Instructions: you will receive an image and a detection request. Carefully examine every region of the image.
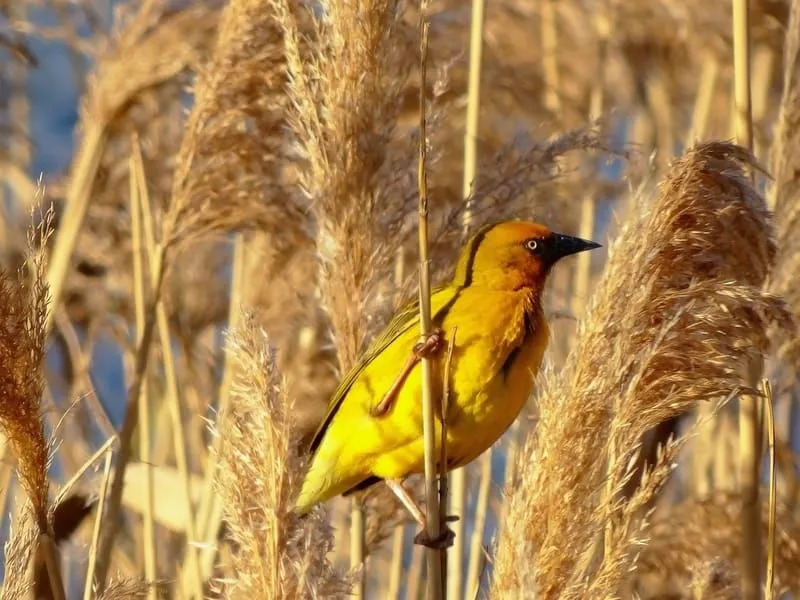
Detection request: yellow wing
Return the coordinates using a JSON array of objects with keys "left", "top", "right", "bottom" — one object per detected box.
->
[{"left": 308, "top": 285, "right": 460, "bottom": 455}]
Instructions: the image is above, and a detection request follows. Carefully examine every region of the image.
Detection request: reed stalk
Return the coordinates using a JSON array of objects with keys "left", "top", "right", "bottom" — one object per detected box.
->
[
  {"left": 764, "top": 379, "right": 776, "bottom": 599},
  {"left": 541, "top": 0, "right": 561, "bottom": 116},
  {"left": 189, "top": 233, "right": 246, "bottom": 589},
  {"left": 465, "top": 449, "right": 491, "bottom": 599},
  {"left": 350, "top": 497, "right": 366, "bottom": 599},
  {"left": 732, "top": 2, "right": 762, "bottom": 598},
  {"left": 130, "top": 139, "right": 157, "bottom": 600},
  {"left": 83, "top": 450, "right": 113, "bottom": 600},
  {"left": 450, "top": 1, "right": 486, "bottom": 596},
  {"left": 137, "top": 158, "right": 204, "bottom": 599},
  {"left": 387, "top": 524, "right": 405, "bottom": 599},
  {"left": 417, "top": 7, "right": 444, "bottom": 598},
  {"left": 43, "top": 123, "right": 107, "bottom": 333}
]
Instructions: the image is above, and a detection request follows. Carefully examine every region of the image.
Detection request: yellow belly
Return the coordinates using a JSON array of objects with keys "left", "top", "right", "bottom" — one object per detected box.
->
[
  {"left": 297, "top": 286, "right": 548, "bottom": 512},
  {"left": 372, "top": 290, "right": 548, "bottom": 477}
]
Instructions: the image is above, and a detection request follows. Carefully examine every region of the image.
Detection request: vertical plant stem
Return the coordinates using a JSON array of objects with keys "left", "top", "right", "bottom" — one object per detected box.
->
[
  {"left": 44, "top": 123, "right": 107, "bottom": 333},
  {"left": 687, "top": 53, "right": 719, "bottom": 144},
  {"left": 764, "top": 379, "right": 776, "bottom": 599},
  {"left": 688, "top": 52, "right": 719, "bottom": 497},
  {"left": 387, "top": 524, "right": 405, "bottom": 599},
  {"left": 83, "top": 449, "right": 113, "bottom": 600},
  {"left": 417, "top": 6, "right": 444, "bottom": 598},
  {"left": 465, "top": 449, "right": 491, "bottom": 599},
  {"left": 541, "top": 0, "right": 561, "bottom": 116},
  {"left": 388, "top": 247, "right": 407, "bottom": 600},
  {"left": 135, "top": 161, "right": 204, "bottom": 599},
  {"left": 350, "top": 497, "right": 366, "bottom": 599},
  {"left": 572, "top": 5, "right": 608, "bottom": 321},
  {"left": 732, "top": 3, "right": 761, "bottom": 598},
  {"left": 130, "top": 140, "right": 157, "bottom": 599},
  {"left": 92, "top": 205, "right": 167, "bottom": 592},
  {"left": 450, "top": 3, "right": 485, "bottom": 597},
  {"left": 40, "top": 533, "right": 66, "bottom": 600}
]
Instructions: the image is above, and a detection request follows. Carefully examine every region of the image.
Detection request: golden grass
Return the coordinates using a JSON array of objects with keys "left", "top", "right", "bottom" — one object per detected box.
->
[
  {"left": 214, "top": 316, "right": 350, "bottom": 599},
  {"left": 492, "top": 142, "right": 790, "bottom": 599},
  {"left": 4, "top": 1, "right": 800, "bottom": 598}
]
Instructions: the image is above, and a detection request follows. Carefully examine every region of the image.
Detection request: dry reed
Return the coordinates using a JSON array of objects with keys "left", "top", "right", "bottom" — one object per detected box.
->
[
  {"left": 214, "top": 316, "right": 350, "bottom": 599},
  {"left": 492, "top": 142, "right": 789, "bottom": 599},
  {"left": 638, "top": 492, "right": 800, "bottom": 597}
]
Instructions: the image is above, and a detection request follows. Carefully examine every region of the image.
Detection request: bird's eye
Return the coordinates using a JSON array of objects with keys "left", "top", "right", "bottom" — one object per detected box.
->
[{"left": 525, "top": 239, "right": 539, "bottom": 252}]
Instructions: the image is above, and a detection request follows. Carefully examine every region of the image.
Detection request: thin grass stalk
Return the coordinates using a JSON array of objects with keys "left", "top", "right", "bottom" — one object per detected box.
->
[
  {"left": 688, "top": 54, "right": 720, "bottom": 497},
  {"left": 450, "top": 1, "right": 486, "bottom": 596},
  {"left": 55, "top": 435, "right": 116, "bottom": 506},
  {"left": 541, "top": 0, "right": 561, "bottom": 116},
  {"left": 83, "top": 450, "right": 113, "bottom": 600},
  {"left": 350, "top": 497, "right": 365, "bottom": 599},
  {"left": 571, "top": 5, "right": 607, "bottom": 321},
  {"left": 465, "top": 449, "right": 491, "bottom": 599},
  {"left": 417, "top": 8, "right": 444, "bottom": 598},
  {"left": 136, "top": 167, "right": 203, "bottom": 600},
  {"left": 40, "top": 533, "right": 66, "bottom": 600},
  {"left": 408, "top": 544, "right": 424, "bottom": 600},
  {"left": 43, "top": 123, "right": 107, "bottom": 333},
  {"left": 764, "top": 379, "right": 776, "bottom": 599},
  {"left": 190, "top": 233, "right": 246, "bottom": 589},
  {"left": 687, "top": 53, "right": 719, "bottom": 144},
  {"left": 752, "top": 46, "right": 775, "bottom": 161},
  {"left": 92, "top": 238, "right": 166, "bottom": 592},
  {"left": 130, "top": 140, "right": 157, "bottom": 600},
  {"left": 387, "top": 247, "right": 407, "bottom": 600},
  {"left": 388, "top": 524, "right": 405, "bottom": 599},
  {"left": 732, "top": 2, "right": 761, "bottom": 598}
]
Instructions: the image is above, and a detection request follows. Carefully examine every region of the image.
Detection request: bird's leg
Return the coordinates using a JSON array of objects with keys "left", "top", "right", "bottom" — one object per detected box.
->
[
  {"left": 385, "top": 479, "right": 458, "bottom": 550},
  {"left": 370, "top": 328, "right": 445, "bottom": 417}
]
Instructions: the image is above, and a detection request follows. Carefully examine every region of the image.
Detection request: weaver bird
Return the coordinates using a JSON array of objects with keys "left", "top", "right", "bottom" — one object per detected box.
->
[{"left": 296, "top": 221, "right": 600, "bottom": 547}]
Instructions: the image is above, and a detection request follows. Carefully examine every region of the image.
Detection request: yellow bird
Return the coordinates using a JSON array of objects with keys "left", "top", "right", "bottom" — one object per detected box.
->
[{"left": 295, "top": 220, "right": 599, "bottom": 546}]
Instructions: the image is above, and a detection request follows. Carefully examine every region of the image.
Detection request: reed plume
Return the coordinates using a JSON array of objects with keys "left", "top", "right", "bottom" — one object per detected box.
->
[
  {"left": 0, "top": 206, "right": 52, "bottom": 532},
  {"left": 638, "top": 492, "right": 800, "bottom": 597},
  {"left": 768, "top": 0, "right": 800, "bottom": 373},
  {"left": 215, "top": 316, "right": 350, "bottom": 599},
  {"left": 164, "top": 0, "right": 303, "bottom": 252},
  {"left": 491, "top": 142, "right": 789, "bottom": 599}
]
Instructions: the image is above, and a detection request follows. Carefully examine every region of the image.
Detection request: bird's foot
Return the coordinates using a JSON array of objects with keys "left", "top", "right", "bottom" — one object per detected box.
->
[
  {"left": 413, "top": 525, "right": 456, "bottom": 550},
  {"left": 413, "top": 328, "right": 445, "bottom": 359}
]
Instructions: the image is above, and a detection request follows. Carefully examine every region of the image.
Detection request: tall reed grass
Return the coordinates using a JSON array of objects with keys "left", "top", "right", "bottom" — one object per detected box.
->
[{"left": 2, "top": 1, "right": 800, "bottom": 598}]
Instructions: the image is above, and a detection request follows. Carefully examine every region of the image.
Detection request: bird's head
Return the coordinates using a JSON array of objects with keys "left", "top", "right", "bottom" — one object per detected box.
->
[{"left": 453, "top": 221, "right": 601, "bottom": 290}]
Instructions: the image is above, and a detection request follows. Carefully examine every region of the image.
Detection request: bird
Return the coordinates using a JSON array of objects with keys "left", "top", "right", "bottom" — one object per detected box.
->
[{"left": 295, "top": 220, "right": 600, "bottom": 547}]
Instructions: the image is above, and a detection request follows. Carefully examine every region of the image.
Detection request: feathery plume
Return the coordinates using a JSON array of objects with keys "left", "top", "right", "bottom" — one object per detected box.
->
[
  {"left": 0, "top": 205, "right": 53, "bottom": 531},
  {"left": 492, "top": 142, "right": 789, "bottom": 599},
  {"left": 215, "top": 316, "right": 350, "bottom": 599}
]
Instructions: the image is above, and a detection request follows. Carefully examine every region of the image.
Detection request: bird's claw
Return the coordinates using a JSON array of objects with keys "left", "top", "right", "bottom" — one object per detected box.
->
[
  {"left": 414, "top": 328, "right": 445, "bottom": 360},
  {"left": 413, "top": 526, "right": 456, "bottom": 549}
]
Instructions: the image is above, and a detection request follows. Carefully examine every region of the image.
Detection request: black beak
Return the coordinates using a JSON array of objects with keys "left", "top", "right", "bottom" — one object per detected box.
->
[{"left": 547, "top": 233, "right": 601, "bottom": 264}]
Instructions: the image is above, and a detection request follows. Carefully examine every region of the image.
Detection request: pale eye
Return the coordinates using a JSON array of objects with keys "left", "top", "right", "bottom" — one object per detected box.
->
[{"left": 525, "top": 239, "right": 539, "bottom": 252}]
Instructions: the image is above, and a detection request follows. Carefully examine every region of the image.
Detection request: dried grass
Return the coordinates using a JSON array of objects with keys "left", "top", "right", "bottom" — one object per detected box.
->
[
  {"left": 0, "top": 505, "right": 38, "bottom": 600},
  {"left": 491, "top": 142, "right": 790, "bottom": 599},
  {"left": 215, "top": 316, "right": 350, "bottom": 599},
  {"left": 164, "top": 0, "right": 302, "bottom": 252},
  {"left": 638, "top": 492, "right": 800, "bottom": 597},
  {"left": 0, "top": 204, "right": 53, "bottom": 531}
]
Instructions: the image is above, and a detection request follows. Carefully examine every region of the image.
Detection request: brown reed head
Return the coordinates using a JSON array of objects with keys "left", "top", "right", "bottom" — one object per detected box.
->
[
  {"left": 0, "top": 205, "right": 54, "bottom": 532},
  {"left": 492, "top": 142, "right": 790, "bottom": 599},
  {"left": 215, "top": 315, "right": 350, "bottom": 599}
]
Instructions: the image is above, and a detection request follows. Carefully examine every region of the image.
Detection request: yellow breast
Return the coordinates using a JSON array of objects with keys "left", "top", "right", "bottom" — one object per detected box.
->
[{"left": 296, "top": 285, "right": 548, "bottom": 512}]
